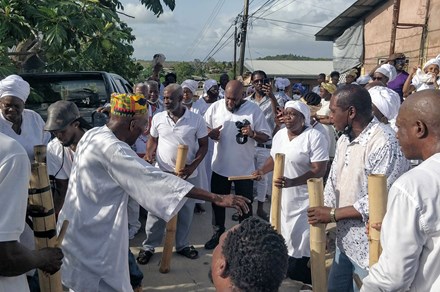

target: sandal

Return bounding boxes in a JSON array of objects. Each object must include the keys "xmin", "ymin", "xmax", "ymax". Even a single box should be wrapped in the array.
[
  {"xmin": 137, "ymin": 249, "xmax": 154, "ymax": 265},
  {"xmin": 177, "ymin": 245, "xmax": 199, "ymax": 259}
]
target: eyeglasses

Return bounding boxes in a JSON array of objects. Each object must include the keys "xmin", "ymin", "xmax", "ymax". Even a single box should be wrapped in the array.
[{"xmin": 372, "ymin": 76, "xmax": 383, "ymax": 81}]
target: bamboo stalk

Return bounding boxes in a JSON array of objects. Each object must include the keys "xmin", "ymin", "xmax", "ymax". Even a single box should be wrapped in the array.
[
  {"xmin": 270, "ymin": 153, "xmax": 285, "ymax": 233},
  {"xmin": 228, "ymin": 175, "xmax": 257, "ymax": 181},
  {"xmin": 159, "ymin": 144, "xmax": 189, "ymax": 273},
  {"xmin": 29, "ymin": 162, "xmax": 63, "ymax": 292},
  {"xmin": 368, "ymin": 174, "xmax": 388, "ymax": 267},
  {"xmin": 34, "ymin": 145, "xmax": 47, "ymax": 163},
  {"xmin": 307, "ymin": 178, "xmax": 327, "ymax": 292}
]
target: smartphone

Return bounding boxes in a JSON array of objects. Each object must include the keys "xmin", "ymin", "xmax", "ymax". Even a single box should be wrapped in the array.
[{"xmin": 263, "ymin": 78, "xmax": 270, "ymax": 85}]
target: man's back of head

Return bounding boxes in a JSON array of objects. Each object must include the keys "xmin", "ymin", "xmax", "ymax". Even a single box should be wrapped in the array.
[{"xmin": 211, "ymin": 217, "xmax": 288, "ymax": 292}]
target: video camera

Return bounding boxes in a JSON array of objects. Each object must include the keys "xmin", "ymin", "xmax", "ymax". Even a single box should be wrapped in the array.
[{"xmin": 235, "ymin": 119, "xmax": 251, "ymax": 144}]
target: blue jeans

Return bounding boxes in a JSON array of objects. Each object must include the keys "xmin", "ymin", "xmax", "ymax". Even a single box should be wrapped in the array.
[{"xmin": 328, "ymin": 247, "xmax": 368, "ymax": 292}]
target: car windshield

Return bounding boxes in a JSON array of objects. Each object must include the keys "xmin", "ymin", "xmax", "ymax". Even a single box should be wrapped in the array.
[{"xmin": 26, "ymin": 78, "xmax": 107, "ymax": 108}]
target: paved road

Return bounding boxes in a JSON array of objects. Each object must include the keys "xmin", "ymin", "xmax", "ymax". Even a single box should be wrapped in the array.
[{"xmin": 130, "ymin": 200, "xmax": 307, "ymax": 291}]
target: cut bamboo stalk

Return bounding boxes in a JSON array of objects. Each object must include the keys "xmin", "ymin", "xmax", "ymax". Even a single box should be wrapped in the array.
[
  {"xmin": 270, "ymin": 153, "xmax": 285, "ymax": 233},
  {"xmin": 307, "ymin": 178, "xmax": 327, "ymax": 292},
  {"xmin": 29, "ymin": 162, "xmax": 63, "ymax": 292},
  {"xmin": 228, "ymin": 175, "xmax": 257, "ymax": 181},
  {"xmin": 159, "ymin": 144, "xmax": 188, "ymax": 273},
  {"xmin": 34, "ymin": 145, "xmax": 47, "ymax": 163},
  {"xmin": 368, "ymin": 174, "xmax": 388, "ymax": 267}
]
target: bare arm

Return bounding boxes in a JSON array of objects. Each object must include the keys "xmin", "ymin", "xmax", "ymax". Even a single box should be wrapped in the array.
[
  {"xmin": 277, "ymin": 161, "xmax": 327, "ymax": 188},
  {"xmin": 144, "ymin": 135, "xmax": 158, "ymax": 163},
  {"xmin": 0, "ymin": 241, "xmax": 63, "ymax": 277},
  {"xmin": 53, "ymin": 178, "xmax": 68, "ymax": 214},
  {"xmin": 403, "ymin": 67, "xmax": 417, "ymax": 97}
]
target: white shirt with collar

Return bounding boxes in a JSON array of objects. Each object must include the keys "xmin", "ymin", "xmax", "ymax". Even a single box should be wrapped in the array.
[
  {"xmin": 362, "ymin": 153, "xmax": 440, "ymax": 291},
  {"xmin": 150, "ymin": 108, "xmax": 208, "ymax": 179},
  {"xmin": 324, "ymin": 118, "xmax": 410, "ymax": 269},
  {"xmin": 204, "ymin": 99, "xmax": 271, "ymax": 177}
]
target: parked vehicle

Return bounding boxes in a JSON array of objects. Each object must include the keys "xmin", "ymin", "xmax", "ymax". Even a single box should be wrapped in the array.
[{"xmin": 20, "ymin": 71, "xmax": 133, "ymax": 126}]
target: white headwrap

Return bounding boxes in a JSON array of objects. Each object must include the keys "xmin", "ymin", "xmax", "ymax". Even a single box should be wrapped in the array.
[
  {"xmin": 0, "ymin": 74, "xmax": 30, "ymax": 102},
  {"xmin": 181, "ymin": 79, "xmax": 198, "ymax": 95},
  {"xmin": 284, "ymin": 100, "xmax": 311, "ymax": 126},
  {"xmin": 356, "ymin": 75, "xmax": 371, "ymax": 85},
  {"xmin": 375, "ymin": 64, "xmax": 397, "ymax": 83},
  {"xmin": 368, "ymin": 86, "xmax": 400, "ymax": 120},
  {"xmin": 423, "ymin": 54, "xmax": 440, "ymax": 70},
  {"xmin": 204, "ymin": 79, "xmax": 218, "ymax": 92},
  {"xmin": 274, "ymin": 77, "xmax": 290, "ymax": 90}
]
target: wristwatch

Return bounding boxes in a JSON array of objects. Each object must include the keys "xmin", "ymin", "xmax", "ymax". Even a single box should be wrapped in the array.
[{"xmin": 330, "ymin": 208, "xmax": 337, "ymax": 223}]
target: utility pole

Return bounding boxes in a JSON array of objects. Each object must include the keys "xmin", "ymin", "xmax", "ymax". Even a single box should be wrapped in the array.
[
  {"xmin": 233, "ymin": 16, "xmax": 239, "ymax": 79},
  {"xmin": 238, "ymin": 0, "xmax": 249, "ymax": 77}
]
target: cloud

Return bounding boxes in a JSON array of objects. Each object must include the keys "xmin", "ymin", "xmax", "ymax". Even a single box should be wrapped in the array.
[{"xmin": 119, "ymin": 0, "xmax": 356, "ymax": 61}]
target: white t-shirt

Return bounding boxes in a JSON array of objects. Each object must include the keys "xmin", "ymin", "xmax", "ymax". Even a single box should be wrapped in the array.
[
  {"xmin": 46, "ymin": 138, "xmax": 74, "ymax": 179},
  {"xmin": 362, "ymin": 153, "xmax": 440, "ymax": 291},
  {"xmin": 150, "ymin": 108, "xmax": 208, "ymax": 178},
  {"xmin": 0, "ymin": 133, "xmax": 31, "ymax": 292},
  {"xmin": 58, "ymin": 126, "xmax": 194, "ymax": 292},
  {"xmin": 0, "ymin": 109, "xmax": 50, "ymax": 161},
  {"xmin": 192, "ymin": 97, "xmax": 214, "ymax": 117},
  {"xmin": 271, "ymin": 127, "xmax": 329, "ymax": 257},
  {"xmin": 204, "ymin": 99, "xmax": 271, "ymax": 177},
  {"xmin": 316, "ymin": 100, "xmax": 337, "ymax": 158}
]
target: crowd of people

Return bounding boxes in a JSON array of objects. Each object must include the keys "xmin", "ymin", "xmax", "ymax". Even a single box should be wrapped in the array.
[{"xmin": 1, "ymin": 51, "xmax": 440, "ymax": 292}]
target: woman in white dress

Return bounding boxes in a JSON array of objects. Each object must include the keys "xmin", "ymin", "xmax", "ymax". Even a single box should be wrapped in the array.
[{"xmin": 253, "ymin": 100, "xmax": 329, "ymax": 285}]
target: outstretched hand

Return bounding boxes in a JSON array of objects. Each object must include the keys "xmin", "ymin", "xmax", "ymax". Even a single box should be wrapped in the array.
[{"xmin": 215, "ymin": 194, "xmax": 250, "ymax": 216}]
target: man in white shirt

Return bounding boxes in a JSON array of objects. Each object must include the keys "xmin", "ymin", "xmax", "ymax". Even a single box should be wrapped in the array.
[
  {"xmin": 57, "ymin": 93, "xmax": 249, "ymax": 292},
  {"xmin": 312, "ymin": 73, "xmax": 326, "ymax": 94},
  {"xmin": 0, "ymin": 132, "xmax": 63, "ymax": 292},
  {"xmin": 138, "ymin": 84, "xmax": 208, "ymax": 264},
  {"xmin": 204, "ymin": 80, "xmax": 271, "ymax": 250},
  {"xmin": 362, "ymin": 89, "xmax": 440, "ymax": 291},
  {"xmin": 307, "ymin": 85, "xmax": 409, "ymax": 291}
]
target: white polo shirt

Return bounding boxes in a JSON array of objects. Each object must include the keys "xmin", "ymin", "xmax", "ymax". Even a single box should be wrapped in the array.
[
  {"xmin": 0, "ymin": 133, "xmax": 31, "ymax": 292},
  {"xmin": 204, "ymin": 99, "xmax": 271, "ymax": 177},
  {"xmin": 150, "ymin": 108, "xmax": 208, "ymax": 178}
]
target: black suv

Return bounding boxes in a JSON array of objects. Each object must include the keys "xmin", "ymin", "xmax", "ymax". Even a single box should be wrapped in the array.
[{"xmin": 20, "ymin": 71, "xmax": 133, "ymax": 126}]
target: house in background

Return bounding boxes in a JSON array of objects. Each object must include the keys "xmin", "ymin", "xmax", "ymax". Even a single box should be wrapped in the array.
[
  {"xmin": 315, "ymin": 0, "xmax": 440, "ymax": 75},
  {"xmin": 244, "ymin": 60, "xmax": 333, "ymax": 93}
]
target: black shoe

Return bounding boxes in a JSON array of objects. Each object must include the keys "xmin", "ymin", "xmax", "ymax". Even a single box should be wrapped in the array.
[
  {"xmin": 137, "ymin": 249, "xmax": 154, "ymax": 265},
  {"xmin": 204, "ymin": 229, "xmax": 225, "ymax": 250}
]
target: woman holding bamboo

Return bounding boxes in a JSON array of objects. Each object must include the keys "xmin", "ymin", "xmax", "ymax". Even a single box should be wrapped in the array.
[{"xmin": 252, "ymin": 100, "xmax": 329, "ymax": 285}]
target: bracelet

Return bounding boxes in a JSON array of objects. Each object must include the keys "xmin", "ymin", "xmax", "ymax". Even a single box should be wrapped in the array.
[{"xmin": 330, "ymin": 208, "xmax": 337, "ymax": 223}]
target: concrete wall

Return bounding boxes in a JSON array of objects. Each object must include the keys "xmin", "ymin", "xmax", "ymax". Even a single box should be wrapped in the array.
[{"xmin": 363, "ymin": 0, "xmax": 440, "ymax": 72}]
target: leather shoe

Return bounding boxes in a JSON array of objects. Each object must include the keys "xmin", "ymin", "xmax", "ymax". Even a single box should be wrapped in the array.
[
  {"xmin": 137, "ymin": 249, "xmax": 153, "ymax": 265},
  {"xmin": 204, "ymin": 229, "xmax": 225, "ymax": 250}
]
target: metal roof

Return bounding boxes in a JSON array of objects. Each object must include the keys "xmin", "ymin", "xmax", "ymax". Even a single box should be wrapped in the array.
[
  {"xmin": 315, "ymin": 0, "xmax": 388, "ymax": 41},
  {"xmin": 243, "ymin": 60, "xmax": 334, "ymax": 79}
]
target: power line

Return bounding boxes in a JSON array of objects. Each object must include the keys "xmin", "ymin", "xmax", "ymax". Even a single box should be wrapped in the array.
[
  {"xmin": 201, "ymin": 23, "xmax": 234, "ymax": 62},
  {"xmin": 251, "ymin": 16, "xmax": 324, "ymax": 28}
]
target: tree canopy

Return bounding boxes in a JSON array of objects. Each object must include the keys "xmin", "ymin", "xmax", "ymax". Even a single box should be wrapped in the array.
[{"xmin": 0, "ymin": 0, "xmax": 175, "ymax": 80}]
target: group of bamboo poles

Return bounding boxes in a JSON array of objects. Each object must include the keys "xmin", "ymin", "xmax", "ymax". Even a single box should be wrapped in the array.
[
  {"xmin": 270, "ymin": 154, "xmax": 388, "ymax": 291},
  {"xmin": 30, "ymin": 145, "xmax": 68, "ymax": 292}
]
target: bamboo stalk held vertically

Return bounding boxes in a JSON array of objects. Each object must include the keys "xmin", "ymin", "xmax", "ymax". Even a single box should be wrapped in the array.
[
  {"xmin": 368, "ymin": 174, "xmax": 388, "ymax": 267},
  {"xmin": 270, "ymin": 153, "xmax": 285, "ymax": 233},
  {"xmin": 159, "ymin": 144, "xmax": 189, "ymax": 273},
  {"xmin": 28, "ymin": 160, "xmax": 63, "ymax": 292},
  {"xmin": 34, "ymin": 144, "xmax": 47, "ymax": 163},
  {"xmin": 307, "ymin": 177, "xmax": 327, "ymax": 292}
]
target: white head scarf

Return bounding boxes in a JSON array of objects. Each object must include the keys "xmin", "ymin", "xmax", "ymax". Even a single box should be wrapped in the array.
[
  {"xmin": 375, "ymin": 64, "xmax": 397, "ymax": 83},
  {"xmin": 204, "ymin": 79, "xmax": 218, "ymax": 92},
  {"xmin": 368, "ymin": 86, "xmax": 400, "ymax": 120},
  {"xmin": 356, "ymin": 75, "xmax": 371, "ymax": 85},
  {"xmin": 423, "ymin": 54, "xmax": 440, "ymax": 70},
  {"xmin": 284, "ymin": 100, "xmax": 311, "ymax": 126},
  {"xmin": 0, "ymin": 74, "xmax": 30, "ymax": 102},
  {"xmin": 181, "ymin": 79, "xmax": 198, "ymax": 95},
  {"xmin": 275, "ymin": 77, "xmax": 290, "ymax": 90}
]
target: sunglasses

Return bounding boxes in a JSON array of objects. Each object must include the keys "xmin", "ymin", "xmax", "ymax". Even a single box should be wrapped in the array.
[{"xmin": 372, "ymin": 76, "xmax": 383, "ymax": 81}]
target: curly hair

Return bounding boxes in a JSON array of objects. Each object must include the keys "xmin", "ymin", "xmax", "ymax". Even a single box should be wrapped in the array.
[{"xmin": 222, "ymin": 217, "xmax": 288, "ymax": 292}]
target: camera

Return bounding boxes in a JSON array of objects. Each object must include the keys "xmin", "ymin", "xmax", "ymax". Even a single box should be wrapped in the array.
[{"xmin": 235, "ymin": 119, "xmax": 251, "ymax": 144}]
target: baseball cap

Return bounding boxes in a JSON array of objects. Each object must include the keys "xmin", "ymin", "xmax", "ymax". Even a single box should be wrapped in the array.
[{"xmin": 44, "ymin": 100, "xmax": 82, "ymax": 131}]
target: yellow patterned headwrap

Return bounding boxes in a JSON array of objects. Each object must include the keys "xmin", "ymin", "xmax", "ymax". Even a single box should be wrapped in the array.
[
  {"xmin": 111, "ymin": 93, "xmax": 147, "ymax": 116},
  {"xmin": 321, "ymin": 82, "xmax": 337, "ymax": 94}
]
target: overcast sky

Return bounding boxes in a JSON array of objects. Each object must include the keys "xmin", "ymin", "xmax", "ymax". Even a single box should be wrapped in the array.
[{"xmin": 118, "ymin": 0, "xmax": 356, "ymax": 62}]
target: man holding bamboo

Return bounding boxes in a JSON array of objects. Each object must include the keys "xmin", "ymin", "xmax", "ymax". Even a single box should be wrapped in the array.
[
  {"xmin": 307, "ymin": 85, "xmax": 409, "ymax": 291},
  {"xmin": 362, "ymin": 89, "xmax": 440, "ymax": 291},
  {"xmin": 57, "ymin": 93, "xmax": 250, "ymax": 292}
]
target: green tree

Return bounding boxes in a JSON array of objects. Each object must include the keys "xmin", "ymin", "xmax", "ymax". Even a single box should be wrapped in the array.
[
  {"xmin": 174, "ymin": 62, "xmax": 195, "ymax": 83},
  {"xmin": 0, "ymin": 0, "xmax": 175, "ymax": 80}
]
